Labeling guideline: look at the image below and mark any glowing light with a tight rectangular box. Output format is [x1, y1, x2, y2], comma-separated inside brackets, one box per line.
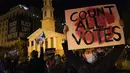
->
[23, 7, 29, 10]
[19, 4, 29, 10]
[112, 46, 114, 48]
[33, 14, 35, 16]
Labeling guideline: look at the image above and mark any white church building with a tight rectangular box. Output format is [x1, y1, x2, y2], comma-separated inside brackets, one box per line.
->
[27, 0, 65, 57]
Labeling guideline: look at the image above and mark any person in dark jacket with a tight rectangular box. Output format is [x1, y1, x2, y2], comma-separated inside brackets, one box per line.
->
[62, 25, 124, 73]
[51, 54, 66, 73]
[27, 47, 45, 73]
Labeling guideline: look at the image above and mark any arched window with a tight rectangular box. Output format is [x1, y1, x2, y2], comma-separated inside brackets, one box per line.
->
[31, 41, 34, 46]
[50, 11, 52, 17]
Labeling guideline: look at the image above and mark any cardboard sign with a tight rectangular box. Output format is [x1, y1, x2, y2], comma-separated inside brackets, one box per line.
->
[65, 4, 125, 50]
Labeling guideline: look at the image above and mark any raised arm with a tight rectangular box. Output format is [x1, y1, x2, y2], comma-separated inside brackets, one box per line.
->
[62, 25, 81, 70]
[40, 42, 44, 60]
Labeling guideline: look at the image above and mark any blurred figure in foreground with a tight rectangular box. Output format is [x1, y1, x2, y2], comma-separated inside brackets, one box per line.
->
[51, 54, 66, 73]
[27, 49, 45, 73]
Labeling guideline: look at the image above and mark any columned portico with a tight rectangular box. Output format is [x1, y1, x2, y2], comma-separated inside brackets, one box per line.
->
[53, 37, 57, 48]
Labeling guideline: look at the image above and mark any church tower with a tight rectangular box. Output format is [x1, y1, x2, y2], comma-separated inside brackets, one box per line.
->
[41, 0, 55, 31]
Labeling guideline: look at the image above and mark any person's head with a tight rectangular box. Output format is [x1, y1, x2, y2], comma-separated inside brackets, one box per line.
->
[31, 50, 38, 59]
[95, 47, 106, 57]
[82, 48, 105, 64]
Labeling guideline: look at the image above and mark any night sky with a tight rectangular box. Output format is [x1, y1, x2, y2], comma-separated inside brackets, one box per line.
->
[0, 0, 127, 17]
[0, 0, 129, 34]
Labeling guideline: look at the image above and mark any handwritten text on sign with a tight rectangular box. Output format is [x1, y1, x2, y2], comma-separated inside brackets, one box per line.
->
[65, 4, 125, 50]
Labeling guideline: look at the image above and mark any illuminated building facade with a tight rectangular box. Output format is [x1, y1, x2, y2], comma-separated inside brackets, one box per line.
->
[0, 4, 41, 47]
[27, 0, 64, 57]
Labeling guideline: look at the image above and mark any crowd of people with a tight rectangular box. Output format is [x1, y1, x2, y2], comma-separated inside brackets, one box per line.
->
[0, 49, 68, 73]
[0, 25, 129, 73]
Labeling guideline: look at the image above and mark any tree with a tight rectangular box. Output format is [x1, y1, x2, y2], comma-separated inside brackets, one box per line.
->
[15, 38, 26, 61]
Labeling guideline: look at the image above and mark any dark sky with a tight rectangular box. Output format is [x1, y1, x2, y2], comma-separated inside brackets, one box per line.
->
[0, 0, 129, 33]
[52, 0, 126, 20]
[0, 0, 127, 16]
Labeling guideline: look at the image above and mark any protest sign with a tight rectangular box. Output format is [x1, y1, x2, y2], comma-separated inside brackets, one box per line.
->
[65, 4, 125, 50]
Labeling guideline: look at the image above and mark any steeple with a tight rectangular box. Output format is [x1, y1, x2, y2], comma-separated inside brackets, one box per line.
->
[41, 0, 55, 31]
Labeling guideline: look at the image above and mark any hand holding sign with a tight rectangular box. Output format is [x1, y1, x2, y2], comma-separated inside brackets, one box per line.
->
[63, 25, 69, 40]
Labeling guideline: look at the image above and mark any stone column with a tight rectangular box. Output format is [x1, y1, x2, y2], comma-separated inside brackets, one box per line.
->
[54, 37, 57, 48]
[28, 40, 32, 53]
[48, 38, 51, 48]
[43, 40, 46, 52]
[33, 40, 36, 50]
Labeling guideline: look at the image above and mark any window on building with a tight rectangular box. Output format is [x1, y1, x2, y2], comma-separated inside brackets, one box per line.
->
[50, 37, 53, 48]
[2, 23, 3, 27]
[5, 39, 6, 42]
[31, 41, 34, 46]
[3, 34, 5, 38]
[50, 11, 52, 17]
[3, 28, 4, 32]
[6, 33, 8, 37]
[5, 21, 7, 25]
[50, 0, 52, 6]
[45, 39, 48, 48]
[5, 27, 7, 31]
[5, 33, 6, 37]
[2, 22, 4, 27]
[1, 40, 3, 44]
[2, 34, 3, 38]
[44, 11, 46, 17]
[5, 21, 7, 26]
